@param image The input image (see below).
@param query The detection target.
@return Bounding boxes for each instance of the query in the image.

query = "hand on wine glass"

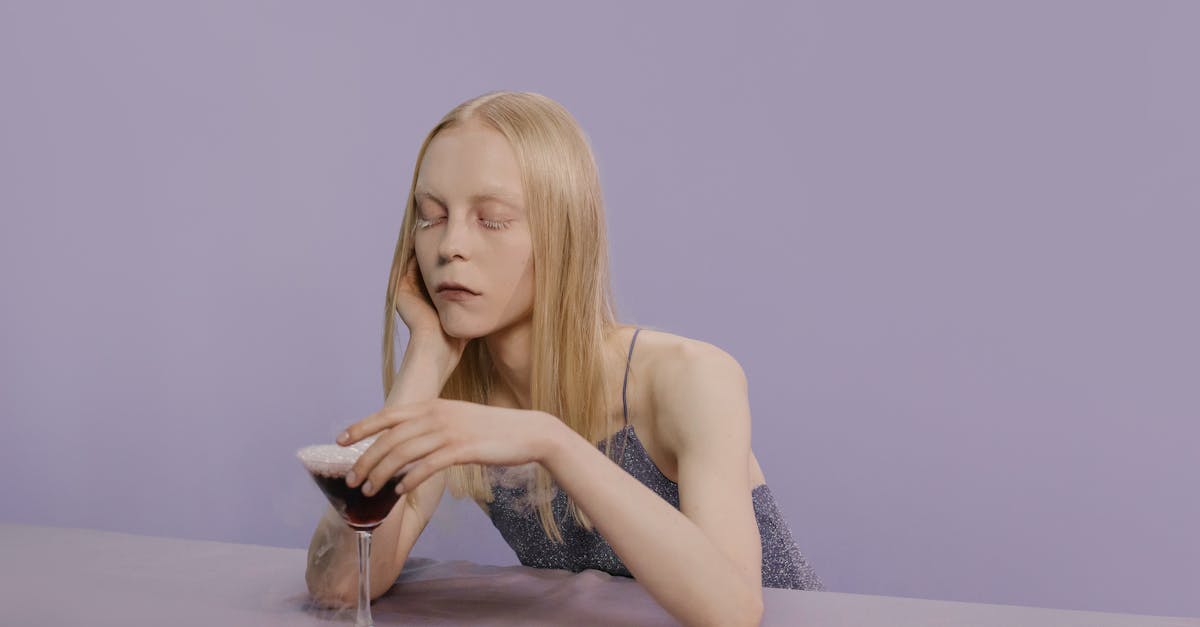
[338,399,559,497]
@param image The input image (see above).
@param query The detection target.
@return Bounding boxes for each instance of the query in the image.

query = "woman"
[305,91,823,626]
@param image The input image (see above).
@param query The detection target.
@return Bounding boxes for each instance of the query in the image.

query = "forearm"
[306,502,404,605]
[537,418,764,627]
[385,334,458,408]
[305,337,455,605]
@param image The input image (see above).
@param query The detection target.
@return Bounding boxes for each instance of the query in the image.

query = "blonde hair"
[380,91,635,542]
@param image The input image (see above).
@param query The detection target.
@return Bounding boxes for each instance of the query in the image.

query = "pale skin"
[305,119,769,627]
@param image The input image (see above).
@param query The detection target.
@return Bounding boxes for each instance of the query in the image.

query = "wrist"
[534,412,573,468]
[384,339,455,408]
[404,336,456,381]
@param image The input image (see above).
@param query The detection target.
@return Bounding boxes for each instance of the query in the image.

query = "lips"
[436,282,479,295]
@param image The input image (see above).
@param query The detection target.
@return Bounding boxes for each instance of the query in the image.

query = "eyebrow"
[414,187,523,209]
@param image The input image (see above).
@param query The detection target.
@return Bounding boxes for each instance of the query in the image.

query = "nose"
[436,215,471,262]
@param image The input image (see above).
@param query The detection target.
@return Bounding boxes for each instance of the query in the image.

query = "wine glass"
[297,435,405,627]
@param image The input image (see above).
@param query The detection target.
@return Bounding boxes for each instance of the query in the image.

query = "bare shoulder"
[617,326,765,487]
[631,328,748,447]
[626,326,741,370]
[638,329,744,386]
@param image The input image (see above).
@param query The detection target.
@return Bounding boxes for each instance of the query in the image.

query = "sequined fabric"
[484,329,825,590]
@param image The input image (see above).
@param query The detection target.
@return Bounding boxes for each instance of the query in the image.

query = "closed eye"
[414,217,512,231]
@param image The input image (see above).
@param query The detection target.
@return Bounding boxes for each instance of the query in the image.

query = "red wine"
[309,471,406,530]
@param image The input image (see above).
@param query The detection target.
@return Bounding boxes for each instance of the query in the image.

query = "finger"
[396,446,462,495]
[339,401,429,445]
[347,416,435,488]
[351,415,435,484]
[362,432,446,497]
[399,261,416,287]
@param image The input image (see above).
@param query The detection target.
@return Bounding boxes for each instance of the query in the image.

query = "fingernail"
[395,483,406,495]
[362,480,374,496]
[345,471,357,486]
[337,431,350,444]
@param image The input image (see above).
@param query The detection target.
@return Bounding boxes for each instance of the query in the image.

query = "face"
[412,120,534,338]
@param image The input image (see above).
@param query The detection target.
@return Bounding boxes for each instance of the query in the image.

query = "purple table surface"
[1,523,1196,627]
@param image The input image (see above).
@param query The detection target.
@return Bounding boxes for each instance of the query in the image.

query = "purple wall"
[1,1,1196,618]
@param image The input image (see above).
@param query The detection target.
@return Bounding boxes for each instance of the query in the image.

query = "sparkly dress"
[484,328,825,590]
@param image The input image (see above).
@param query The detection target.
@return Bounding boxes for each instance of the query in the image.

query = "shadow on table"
[288,557,681,626]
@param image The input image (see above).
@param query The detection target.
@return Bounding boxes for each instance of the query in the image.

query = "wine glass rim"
[296,443,363,476]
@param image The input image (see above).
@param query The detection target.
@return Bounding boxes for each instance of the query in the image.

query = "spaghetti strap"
[621,327,641,426]
[485,324,824,590]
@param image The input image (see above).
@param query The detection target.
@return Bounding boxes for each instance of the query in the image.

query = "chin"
[437,315,491,340]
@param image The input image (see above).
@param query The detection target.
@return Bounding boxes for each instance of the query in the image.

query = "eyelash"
[414,217,511,231]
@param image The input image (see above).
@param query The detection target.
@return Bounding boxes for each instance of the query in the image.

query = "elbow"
[746,594,765,627]
[697,583,762,627]
[727,599,763,627]
[704,601,762,627]
[305,567,355,609]
[690,571,761,627]
[728,584,764,627]
[305,566,396,608]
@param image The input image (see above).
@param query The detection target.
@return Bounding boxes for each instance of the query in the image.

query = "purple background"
[2,0,1196,618]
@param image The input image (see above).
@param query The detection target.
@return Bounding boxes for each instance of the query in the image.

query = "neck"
[484,319,534,410]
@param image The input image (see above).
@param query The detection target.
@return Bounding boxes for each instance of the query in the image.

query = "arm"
[539,342,765,627]
[304,337,454,606]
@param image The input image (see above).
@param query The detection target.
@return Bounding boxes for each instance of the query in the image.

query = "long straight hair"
[380,91,636,542]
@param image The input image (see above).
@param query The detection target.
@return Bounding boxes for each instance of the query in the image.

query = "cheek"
[513,252,535,287]
[412,239,433,266]
[411,244,433,285]
[489,256,531,293]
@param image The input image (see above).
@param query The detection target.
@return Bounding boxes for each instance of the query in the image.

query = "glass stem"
[355,529,374,627]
